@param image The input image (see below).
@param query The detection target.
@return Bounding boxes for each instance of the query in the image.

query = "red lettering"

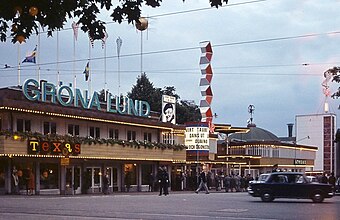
[52,142,62,152]
[74,144,81,154]
[41,142,50,152]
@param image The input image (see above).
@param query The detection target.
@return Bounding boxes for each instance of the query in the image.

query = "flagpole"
[73,29,76,90]
[37,25,40,82]
[116,37,122,96]
[88,40,91,99]
[17,43,21,86]
[104,42,107,101]
[57,30,60,86]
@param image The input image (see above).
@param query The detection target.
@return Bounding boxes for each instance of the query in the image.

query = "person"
[163,103,175,123]
[328,172,336,192]
[195,170,209,194]
[148,172,154,192]
[321,172,328,184]
[102,173,109,194]
[27,168,35,195]
[12,167,19,194]
[157,166,169,196]
[224,174,231,192]
[125,169,131,192]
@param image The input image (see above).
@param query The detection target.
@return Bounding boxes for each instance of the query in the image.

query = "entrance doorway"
[66,166,81,195]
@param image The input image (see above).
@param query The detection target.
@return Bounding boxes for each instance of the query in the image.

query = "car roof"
[271,172,304,175]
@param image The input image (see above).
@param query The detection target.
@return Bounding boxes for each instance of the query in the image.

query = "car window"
[271,175,288,183]
[296,175,305,184]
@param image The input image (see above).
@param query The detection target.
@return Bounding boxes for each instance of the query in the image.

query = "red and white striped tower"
[199,41,214,132]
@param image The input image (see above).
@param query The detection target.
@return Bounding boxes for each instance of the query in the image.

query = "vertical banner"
[162,95,176,124]
[199,41,214,133]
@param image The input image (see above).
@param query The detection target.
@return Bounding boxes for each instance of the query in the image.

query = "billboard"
[185,125,209,151]
[162,95,176,124]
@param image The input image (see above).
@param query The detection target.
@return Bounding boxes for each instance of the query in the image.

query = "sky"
[1,0,340,137]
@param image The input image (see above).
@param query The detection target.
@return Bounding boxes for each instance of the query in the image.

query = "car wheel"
[311,191,324,203]
[261,191,274,202]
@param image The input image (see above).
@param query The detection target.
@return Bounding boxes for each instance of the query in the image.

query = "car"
[247,172,334,203]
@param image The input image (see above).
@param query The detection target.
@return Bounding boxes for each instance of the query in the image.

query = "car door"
[288,174,309,198]
[269,174,290,197]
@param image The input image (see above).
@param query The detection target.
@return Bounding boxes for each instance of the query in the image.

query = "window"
[17,119,31,132]
[162,132,174,144]
[68,124,79,136]
[144,132,152,142]
[127,130,136,141]
[43,122,56,135]
[109,128,119,139]
[89,127,100,138]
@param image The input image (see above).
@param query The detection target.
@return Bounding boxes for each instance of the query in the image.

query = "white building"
[296,113,336,174]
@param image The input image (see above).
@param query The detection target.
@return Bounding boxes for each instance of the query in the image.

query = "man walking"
[195,170,209,194]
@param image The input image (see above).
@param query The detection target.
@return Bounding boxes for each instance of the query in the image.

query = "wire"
[3,0,267,39]
[4,29,340,70]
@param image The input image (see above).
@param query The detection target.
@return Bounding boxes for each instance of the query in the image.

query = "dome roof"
[229,125,280,142]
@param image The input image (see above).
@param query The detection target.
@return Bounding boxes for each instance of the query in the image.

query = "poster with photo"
[162,95,176,124]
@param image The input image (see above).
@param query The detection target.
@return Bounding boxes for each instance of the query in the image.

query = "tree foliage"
[0,0,228,43]
[127,73,201,124]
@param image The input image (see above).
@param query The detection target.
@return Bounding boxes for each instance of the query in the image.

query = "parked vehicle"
[248,172,334,203]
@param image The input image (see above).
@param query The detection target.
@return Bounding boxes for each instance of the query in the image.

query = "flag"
[22,46,37,63]
[72,21,79,41]
[83,62,90,81]
[101,30,108,49]
[88,32,94,48]
[116,37,122,56]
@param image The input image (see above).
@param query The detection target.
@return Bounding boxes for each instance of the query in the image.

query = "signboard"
[185,125,209,150]
[61,158,70,166]
[162,95,176,124]
[22,78,150,117]
[294,159,307,165]
[28,140,81,156]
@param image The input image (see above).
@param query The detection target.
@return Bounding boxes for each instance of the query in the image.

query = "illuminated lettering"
[41,141,50,153]
[29,141,39,151]
[52,142,62,153]
[65,143,72,153]
[22,79,151,117]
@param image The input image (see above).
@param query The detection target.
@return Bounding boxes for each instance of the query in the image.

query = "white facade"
[296,113,336,173]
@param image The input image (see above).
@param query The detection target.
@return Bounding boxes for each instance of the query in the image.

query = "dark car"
[247,172,334,203]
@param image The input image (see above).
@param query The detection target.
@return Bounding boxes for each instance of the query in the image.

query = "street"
[0,192,339,220]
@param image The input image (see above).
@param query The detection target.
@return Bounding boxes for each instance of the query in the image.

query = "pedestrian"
[230,175,236,192]
[328,172,336,192]
[148,172,154,192]
[224,174,231,192]
[27,168,35,195]
[321,172,328,184]
[125,168,131,192]
[102,173,109,194]
[157,166,169,196]
[195,170,209,194]
[12,167,19,194]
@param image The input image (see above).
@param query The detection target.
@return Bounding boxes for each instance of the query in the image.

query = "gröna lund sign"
[22,79,151,117]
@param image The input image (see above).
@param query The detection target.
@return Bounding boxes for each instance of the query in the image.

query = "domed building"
[216,123,317,178]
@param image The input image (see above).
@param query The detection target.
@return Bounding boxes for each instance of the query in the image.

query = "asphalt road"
[0,191,339,220]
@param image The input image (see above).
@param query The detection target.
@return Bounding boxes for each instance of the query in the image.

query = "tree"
[0,0,229,43]
[127,73,201,124]
[127,72,161,112]
[176,100,201,124]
